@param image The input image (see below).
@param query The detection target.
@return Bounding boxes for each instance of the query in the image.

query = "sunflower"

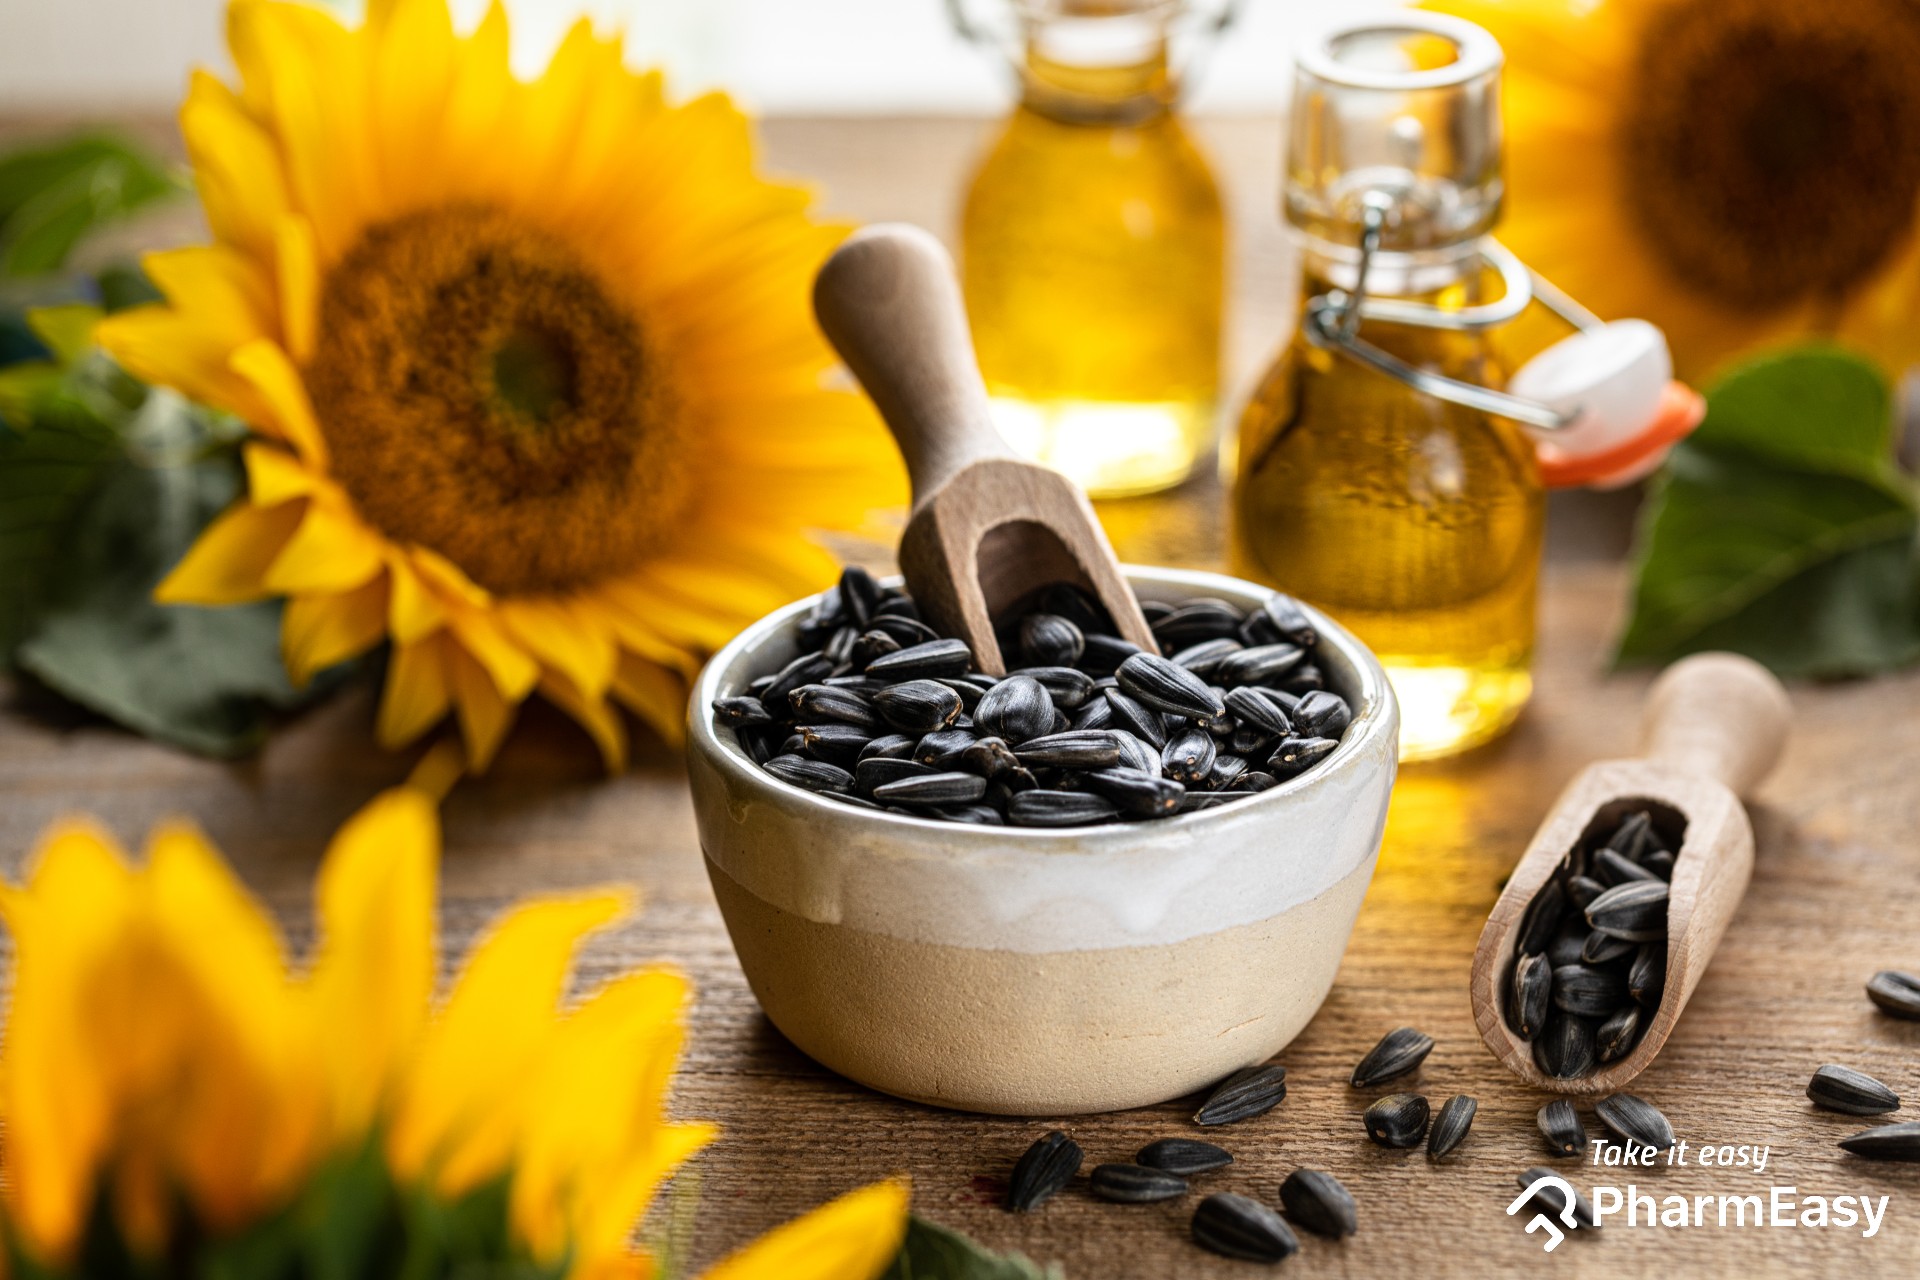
[0,787,908,1277]
[1423,0,1920,379]
[97,0,905,771]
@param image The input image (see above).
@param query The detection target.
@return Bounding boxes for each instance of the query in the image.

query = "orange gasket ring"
[1536,382,1706,490]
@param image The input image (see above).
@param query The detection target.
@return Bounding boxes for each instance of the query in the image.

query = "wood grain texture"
[0,115,1914,1276]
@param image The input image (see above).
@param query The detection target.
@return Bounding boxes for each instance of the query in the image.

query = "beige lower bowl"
[687,566,1399,1115]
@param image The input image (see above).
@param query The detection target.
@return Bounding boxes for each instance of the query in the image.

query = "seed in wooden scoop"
[1596,1093,1675,1151]
[1566,874,1607,910]
[1640,849,1676,880]
[1289,689,1352,739]
[1552,964,1628,1018]
[1546,918,1588,968]
[1517,878,1568,957]
[1838,1121,1920,1162]
[1538,1099,1587,1156]
[1596,1004,1642,1063]
[871,679,961,733]
[1364,1093,1431,1148]
[1279,1169,1357,1238]
[975,675,1056,745]
[1117,652,1226,720]
[1581,929,1635,965]
[1808,1065,1901,1116]
[866,637,973,680]
[1020,613,1085,667]
[1534,1012,1598,1080]
[1006,790,1119,827]
[871,771,988,807]
[1090,1163,1187,1204]
[1427,1095,1477,1159]
[1351,1027,1434,1088]
[1137,1138,1232,1176]
[1014,731,1123,770]
[1517,1167,1599,1228]
[1511,953,1552,1040]
[1086,768,1185,817]
[1006,1130,1082,1212]
[1867,970,1920,1020]
[1593,847,1657,885]
[1161,727,1217,784]
[763,755,854,795]
[1585,880,1669,941]
[1192,1192,1299,1263]
[1628,943,1666,1004]
[1195,1063,1288,1126]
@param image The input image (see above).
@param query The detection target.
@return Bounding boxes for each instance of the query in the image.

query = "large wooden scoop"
[1470,652,1792,1094]
[812,223,1156,675]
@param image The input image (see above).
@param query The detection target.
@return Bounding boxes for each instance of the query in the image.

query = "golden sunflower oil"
[1231,14,1543,760]
[960,1,1224,498]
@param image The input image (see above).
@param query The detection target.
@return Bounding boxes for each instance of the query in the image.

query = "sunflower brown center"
[1623,0,1920,309]
[307,205,691,596]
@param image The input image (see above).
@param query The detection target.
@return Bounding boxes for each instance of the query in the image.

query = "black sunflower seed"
[1867,970,1920,1019]
[1566,874,1608,911]
[1102,687,1168,748]
[1547,918,1589,969]
[1640,849,1676,880]
[1216,643,1307,689]
[975,675,1056,745]
[1534,1012,1598,1080]
[797,723,871,767]
[1085,768,1185,816]
[1152,600,1245,648]
[1006,790,1119,827]
[854,756,934,793]
[1169,637,1243,678]
[869,614,940,648]
[913,727,978,768]
[1289,689,1352,739]
[851,628,901,666]
[1192,1193,1299,1263]
[1808,1065,1901,1116]
[1111,730,1162,774]
[858,733,917,761]
[1628,943,1665,1004]
[870,679,962,733]
[1208,754,1250,790]
[1552,964,1628,1018]
[1364,1093,1431,1148]
[1224,686,1291,737]
[1538,1099,1587,1156]
[1838,1121,1920,1161]
[1241,770,1279,791]
[837,565,881,627]
[762,651,834,709]
[1517,877,1569,957]
[1607,810,1655,861]
[1078,634,1143,675]
[763,754,853,794]
[1261,594,1317,646]
[1595,1093,1675,1150]
[790,684,881,731]
[958,735,1021,779]
[1351,1027,1434,1088]
[1427,1094,1477,1159]
[1136,1138,1232,1176]
[1006,1131,1082,1212]
[1267,736,1338,779]
[1585,880,1669,941]
[1195,1063,1288,1126]
[1090,1163,1187,1204]
[1593,847,1657,885]
[1019,613,1085,667]
[713,695,774,726]
[1023,665,1095,710]
[1596,1004,1642,1063]
[1161,727,1217,784]
[1279,1168,1357,1238]
[871,771,988,806]
[866,637,972,680]
[1014,730,1123,769]
[1582,930,1636,965]
[935,803,1005,825]
[1512,952,1552,1040]
[1116,652,1225,720]
[1517,1167,1599,1228]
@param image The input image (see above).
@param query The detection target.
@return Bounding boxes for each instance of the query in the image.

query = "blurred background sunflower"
[97,0,906,772]
[1426,0,1920,381]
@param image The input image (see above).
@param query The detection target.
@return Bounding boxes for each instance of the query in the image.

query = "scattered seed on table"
[1364,1093,1431,1148]
[1808,1065,1901,1116]
[1534,1013,1598,1080]
[1351,1027,1434,1088]
[1595,1093,1675,1151]
[1538,1099,1587,1156]
[1090,1163,1187,1204]
[1511,954,1553,1039]
[1596,1004,1642,1063]
[1137,1138,1232,1176]
[1195,1063,1288,1126]
[1867,970,1920,1020]
[1006,1131,1082,1212]
[1427,1095,1477,1159]
[1192,1192,1299,1263]
[1279,1169,1357,1238]
[1838,1121,1920,1162]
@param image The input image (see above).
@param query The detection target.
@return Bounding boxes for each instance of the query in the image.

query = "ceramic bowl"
[687,566,1399,1115]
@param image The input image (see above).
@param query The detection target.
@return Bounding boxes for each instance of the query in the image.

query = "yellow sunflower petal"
[273,215,320,363]
[308,787,438,1142]
[369,0,458,210]
[179,69,292,263]
[537,672,630,771]
[699,1181,911,1280]
[447,610,541,702]
[230,337,328,465]
[282,575,388,686]
[498,598,618,700]
[378,632,453,749]
[609,652,693,745]
[388,556,450,644]
[447,642,519,769]
[244,441,318,506]
[264,500,387,596]
[154,498,306,606]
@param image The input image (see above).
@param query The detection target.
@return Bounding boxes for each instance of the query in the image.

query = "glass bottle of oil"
[1230,16,1542,760]
[960,0,1224,498]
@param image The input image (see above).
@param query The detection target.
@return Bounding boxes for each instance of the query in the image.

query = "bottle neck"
[1297,236,1487,303]
[1018,16,1178,125]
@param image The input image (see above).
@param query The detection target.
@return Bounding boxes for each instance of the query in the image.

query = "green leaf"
[884,1216,1063,1280]
[0,399,121,648]
[12,391,316,757]
[0,134,178,277]
[1616,346,1920,675]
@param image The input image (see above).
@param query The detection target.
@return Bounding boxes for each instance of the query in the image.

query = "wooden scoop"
[812,223,1156,674]
[1470,652,1792,1094]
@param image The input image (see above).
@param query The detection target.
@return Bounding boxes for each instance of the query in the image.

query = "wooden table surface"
[2,115,1917,1277]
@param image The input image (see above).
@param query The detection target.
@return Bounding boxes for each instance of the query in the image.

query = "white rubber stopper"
[1509,318,1672,456]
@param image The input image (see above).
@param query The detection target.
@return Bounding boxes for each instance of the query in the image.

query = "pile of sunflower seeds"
[715,568,1351,827]
[1504,809,1674,1078]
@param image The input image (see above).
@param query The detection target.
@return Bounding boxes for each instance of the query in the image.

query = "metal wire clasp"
[1302,199,1594,432]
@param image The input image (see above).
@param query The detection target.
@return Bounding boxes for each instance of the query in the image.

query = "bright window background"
[0,0,1403,113]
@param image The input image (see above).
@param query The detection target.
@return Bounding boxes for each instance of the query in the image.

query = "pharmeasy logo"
[1508,1136,1894,1252]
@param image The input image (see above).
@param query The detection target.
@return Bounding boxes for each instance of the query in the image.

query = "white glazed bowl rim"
[688,564,1398,852]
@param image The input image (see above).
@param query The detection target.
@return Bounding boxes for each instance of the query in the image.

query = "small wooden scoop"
[1470,652,1792,1094]
[812,223,1156,675]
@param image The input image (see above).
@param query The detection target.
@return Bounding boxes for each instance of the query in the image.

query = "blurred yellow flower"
[0,789,908,1277]
[1425,0,1920,379]
[97,0,905,771]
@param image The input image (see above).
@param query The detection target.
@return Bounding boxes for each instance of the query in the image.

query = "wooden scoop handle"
[813,224,1012,510]
[1640,652,1791,798]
